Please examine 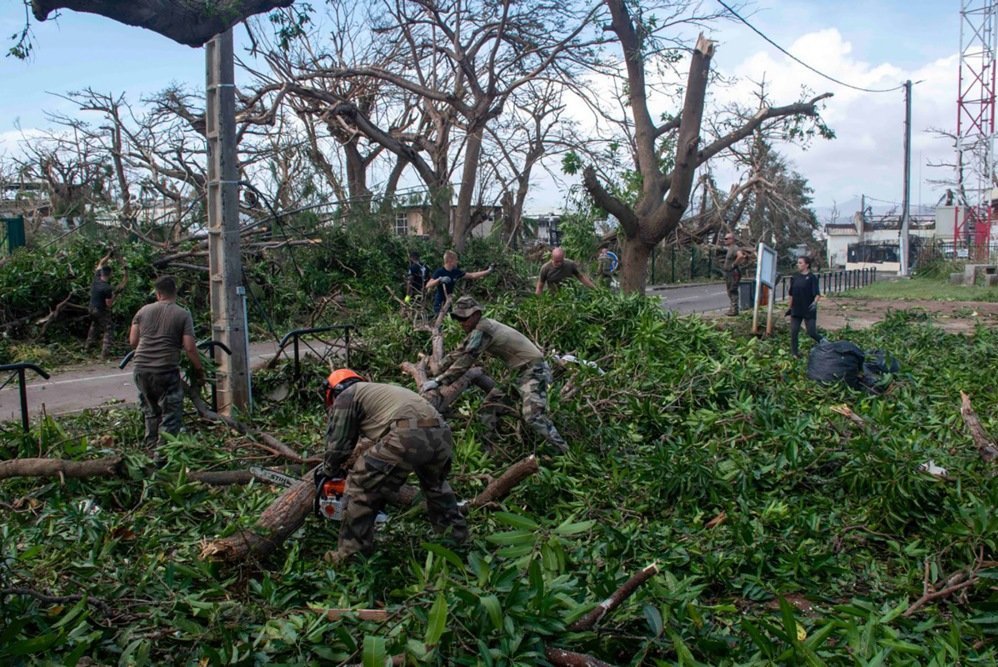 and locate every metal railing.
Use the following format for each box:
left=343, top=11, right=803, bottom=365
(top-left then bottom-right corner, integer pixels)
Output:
left=0, top=362, right=51, bottom=431
left=773, top=267, right=878, bottom=301
left=275, top=325, right=355, bottom=383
